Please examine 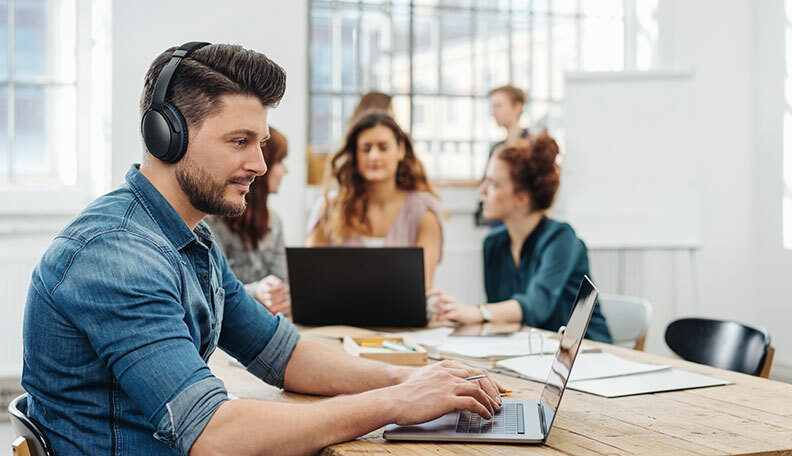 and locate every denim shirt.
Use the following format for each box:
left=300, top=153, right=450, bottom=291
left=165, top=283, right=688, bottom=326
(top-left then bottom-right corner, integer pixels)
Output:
left=22, top=164, right=301, bottom=456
